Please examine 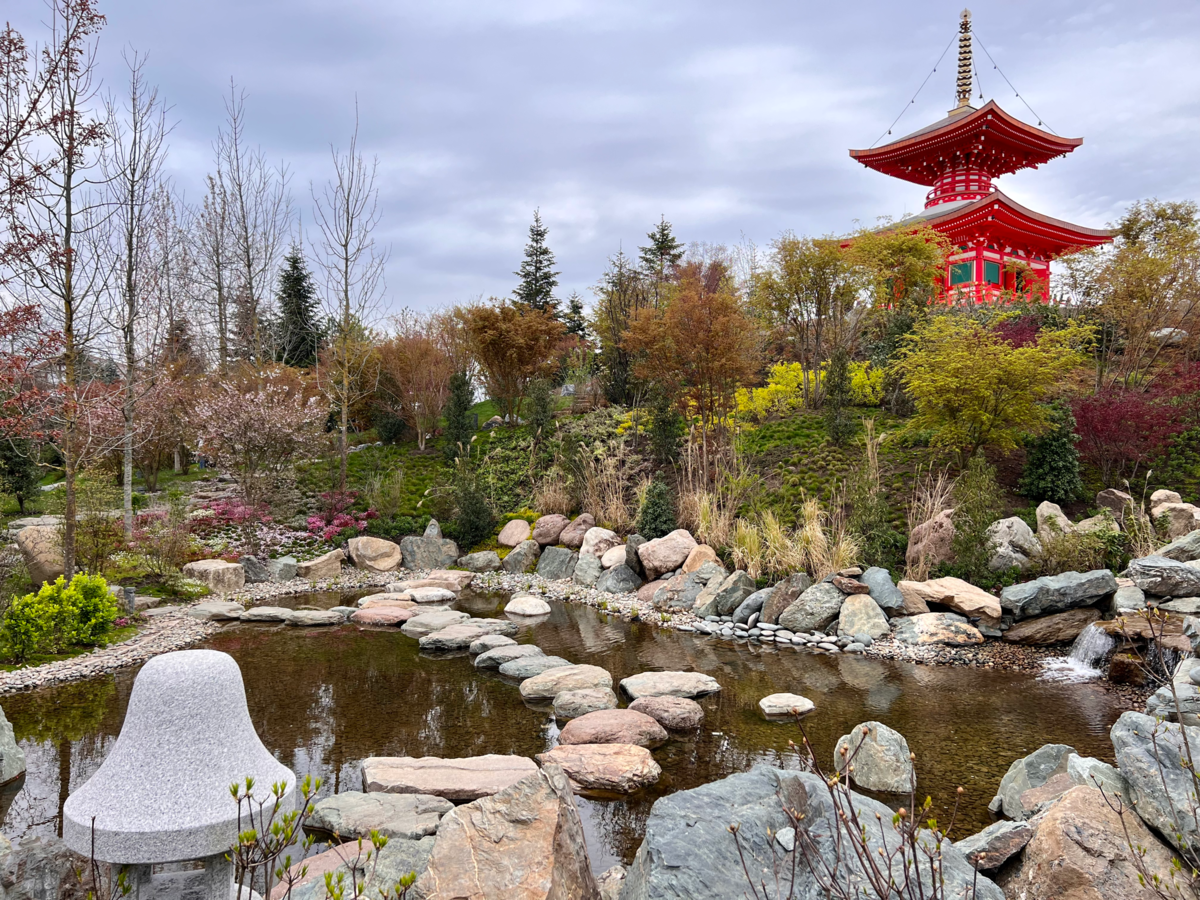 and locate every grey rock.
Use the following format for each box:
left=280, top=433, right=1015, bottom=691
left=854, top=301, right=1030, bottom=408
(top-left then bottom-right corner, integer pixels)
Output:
left=733, top=588, right=771, bottom=625
left=61, top=650, right=295, bottom=863
left=307, top=791, right=452, bottom=840
left=473, top=645, right=544, bottom=669
left=504, top=593, right=552, bottom=616
left=536, top=546, right=578, bottom=581
left=0, top=704, right=26, bottom=786
left=186, top=601, right=244, bottom=621
left=859, top=567, right=903, bottom=613
left=761, top=572, right=814, bottom=624
left=598, top=864, right=626, bottom=900
left=1067, top=754, right=1132, bottom=806
left=239, top=556, right=272, bottom=584
left=400, top=610, right=469, bottom=638
left=853, top=632, right=873, bottom=646
left=625, top=534, right=647, bottom=579
left=266, top=555, right=298, bottom=582
left=595, top=564, right=644, bottom=595
left=988, top=742, right=1076, bottom=819
left=424, top=518, right=441, bottom=538
left=499, top=655, right=573, bottom=680
left=777, top=582, right=845, bottom=634
left=1128, top=554, right=1200, bottom=597
left=458, top=550, right=501, bottom=573
left=1145, top=681, right=1200, bottom=726
left=1113, top=583, right=1147, bottom=612
left=420, top=620, right=517, bottom=652
left=759, top=693, right=814, bottom=717
left=999, top=569, right=1118, bottom=619
left=985, top=516, right=1042, bottom=572
left=553, top=688, right=619, bottom=719
left=287, top=837, right=436, bottom=900
left=620, top=766, right=1001, bottom=900
left=694, top=570, right=756, bottom=619
left=836, top=593, right=890, bottom=640
left=1161, top=597, right=1200, bottom=614
left=518, top=664, right=613, bottom=700
left=329, top=606, right=357, bottom=620
left=893, top=613, right=983, bottom=646
left=501, top=539, right=541, bottom=574
left=620, top=670, right=721, bottom=700
left=834, top=721, right=913, bottom=792
left=469, top=634, right=516, bottom=655
left=1158, top=530, right=1200, bottom=562
left=0, top=836, right=89, bottom=900
left=285, top=609, right=346, bottom=626
left=400, top=535, right=461, bottom=571
left=572, top=553, right=603, bottom=587
left=1112, top=710, right=1200, bottom=855
left=239, top=606, right=291, bottom=622
left=954, top=820, right=1032, bottom=871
